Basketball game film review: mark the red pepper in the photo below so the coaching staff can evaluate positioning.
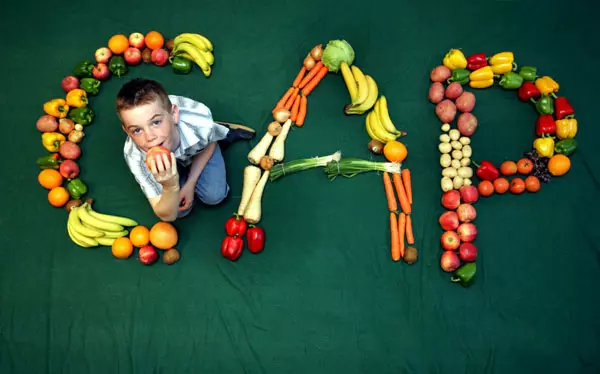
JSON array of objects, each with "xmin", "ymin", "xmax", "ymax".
[
  {"xmin": 535, "ymin": 114, "xmax": 556, "ymax": 136},
  {"xmin": 221, "ymin": 236, "xmax": 243, "ymax": 261},
  {"xmin": 224, "ymin": 213, "xmax": 247, "ymax": 237},
  {"xmin": 518, "ymin": 81, "xmax": 541, "ymax": 102},
  {"xmin": 246, "ymin": 226, "xmax": 265, "ymax": 253},
  {"xmin": 466, "ymin": 52, "xmax": 487, "ymax": 71},
  {"xmin": 554, "ymin": 97, "xmax": 574, "ymax": 119},
  {"xmin": 473, "ymin": 160, "xmax": 500, "ymax": 181}
]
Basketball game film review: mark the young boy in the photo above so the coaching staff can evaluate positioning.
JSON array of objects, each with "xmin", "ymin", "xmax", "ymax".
[{"xmin": 116, "ymin": 78, "xmax": 255, "ymax": 222}]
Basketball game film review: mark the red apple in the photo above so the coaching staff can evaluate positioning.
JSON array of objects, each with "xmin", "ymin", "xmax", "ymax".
[
  {"xmin": 145, "ymin": 146, "xmax": 171, "ymax": 170},
  {"xmin": 59, "ymin": 141, "xmax": 81, "ymax": 160},
  {"xmin": 459, "ymin": 243, "xmax": 478, "ymax": 262},
  {"xmin": 439, "ymin": 211, "xmax": 459, "ymax": 231},
  {"xmin": 456, "ymin": 204, "xmax": 477, "ymax": 223},
  {"xmin": 459, "ymin": 185, "xmax": 479, "ymax": 204},
  {"xmin": 124, "ymin": 47, "xmax": 142, "ymax": 65},
  {"xmin": 440, "ymin": 251, "xmax": 460, "ymax": 272},
  {"xmin": 95, "ymin": 47, "xmax": 112, "ymax": 64},
  {"xmin": 138, "ymin": 245, "xmax": 158, "ymax": 265},
  {"xmin": 151, "ymin": 48, "xmax": 169, "ymax": 66},
  {"xmin": 128, "ymin": 32, "xmax": 145, "ymax": 49},
  {"xmin": 61, "ymin": 76, "xmax": 79, "ymax": 93},
  {"xmin": 441, "ymin": 230, "xmax": 460, "ymax": 251},
  {"xmin": 59, "ymin": 159, "xmax": 80, "ymax": 179},
  {"xmin": 92, "ymin": 63, "xmax": 110, "ymax": 80},
  {"xmin": 457, "ymin": 223, "xmax": 478, "ymax": 243},
  {"xmin": 441, "ymin": 190, "xmax": 461, "ymax": 210}
]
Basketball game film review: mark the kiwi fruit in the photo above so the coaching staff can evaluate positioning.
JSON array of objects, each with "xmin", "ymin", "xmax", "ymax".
[
  {"xmin": 404, "ymin": 247, "xmax": 418, "ymax": 264},
  {"xmin": 163, "ymin": 248, "xmax": 180, "ymax": 264}
]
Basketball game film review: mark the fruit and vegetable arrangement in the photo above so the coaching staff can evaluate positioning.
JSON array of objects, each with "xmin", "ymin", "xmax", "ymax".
[{"xmin": 429, "ymin": 49, "xmax": 579, "ymax": 286}]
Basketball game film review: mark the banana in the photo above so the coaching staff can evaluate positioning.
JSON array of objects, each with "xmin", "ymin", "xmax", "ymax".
[
  {"xmin": 67, "ymin": 224, "xmax": 94, "ymax": 248},
  {"xmin": 350, "ymin": 66, "xmax": 369, "ymax": 105},
  {"xmin": 340, "ymin": 62, "xmax": 358, "ymax": 104},
  {"xmin": 346, "ymin": 75, "xmax": 379, "ymax": 115},
  {"xmin": 369, "ymin": 109, "xmax": 398, "ymax": 143},
  {"xmin": 78, "ymin": 203, "xmax": 124, "ymax": 232},
  {"xmin": 199, "ymin": 50, "xmax": 214, "ymax": 65},
  {"xmin": 96, "ymin": 237, "xmax": 117, "ymax": 246},
  {"xmin": 365, "ymin": 112, "xmax": 386, "ymax": 143},
  {"xmin": 85, "ymin": 204, "xmax": 138, "ymax": 227},
  {"xmin": 174, "ymin": 33, "xmax": 211, "ymax": 51},
  {"xmin": 68, "ymin": 207, "xmax": 105, "ymax": 238},
  {"xmin": 67, "ymin": 222, "xmax": 99, "ymax": 247},
  {"xmin": 172, "ymin": 42, "xmax": 211, "ymax": 76},
  {"xmin": 101, "ymin": 230, "xmax": 129, "ymax": 239},
  {"xmin": 376, "ymin": 96, "xmax": 401, "ymax": 135}
]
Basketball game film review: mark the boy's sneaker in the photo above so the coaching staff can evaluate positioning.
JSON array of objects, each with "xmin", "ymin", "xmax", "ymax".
[{"xmin": 216, "ymin": 121, "xmax": 256, "ymax": 147}]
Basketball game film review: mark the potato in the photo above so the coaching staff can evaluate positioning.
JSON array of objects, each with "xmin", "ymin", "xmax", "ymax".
[
  {"xmin": 461, "ymin": 158, "xmax": 471, "ymax": 166},
  {"xmin": 451, "ymin": 140, "xmax": 462, "ymax": 150},
  {"xmin": 452, "ymin": 150, "xmax": 463, "ymax": 160},
  {"xmin": 429, "ymin": 82, "xmax": 445, "ymax": 104},
  {"xmin": 448, "ymin": 129, "xmax": 460, "ymax": 141},
  {"xmin": 37, "ymin": 115, "xmax": 58, "ymax": 132},
  {"xmin": 455, "ymin": 91, "xmax": 476, "ymax": 113},
  {"xmin": 439, "ymin": 142, "xmax": 452, "ymax": 154},
  {"xmin": 457, "ymin": 112, "xmax": 478, "ymax": 136},
  {"xmin": 435, "ymin": 100, "xmax": 457, "ymax": 124},
  {"xmin": 458, "ymin": 167, "xmax": 473, "ymax": 178},
  {"xmin": 445, "ymin": 82, "xmax": 464, "ymax": 100},
  {"xmin": 451, "ymin": 159, "xmax": 461, "ymax": 169},
  {"xmin": 440, "ymin": 154, "xmax": 452, "ymax": 167},
  {"xmin": 459, "ymin": 136, "xmax": 471, "ymax": 145},
  {"xmin": 463, "ymin": 178, "xmax": 472, "ymax": 186},
  {"xmin": 440, "ymin": 134, "xmax": 451, "ymax": 143},
  {"xmin": 430, "ymin": 65, "xmax": 451, "ymax": 82},
  {"xmin": 453, "ymin": 176, "xmax": 464, "ymax": 189},
  {"xmin": 442, "ymin": 167, "xmax": 457, "ymax": 178},
  {"xmin": 441, "ymin": 123, "xmax": 450, "ymax": 132},
  {"xmin": 462, "ymin": 145, "xmax": 472, "ymax": 158},
  {"xmin": 441, "ymin": 177, "xmax": 453, "ymax": 192}
]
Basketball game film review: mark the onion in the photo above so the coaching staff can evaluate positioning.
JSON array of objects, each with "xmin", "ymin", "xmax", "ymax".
[
  {"xmin": 304, "ymin": 54, "xmax": 316, "ymax": 70},
  {"xmin": 259, "ymin": 156, "xmax": 274, "ymax": 171},
  {"xmin": 310, "ymin": 44, "xmax": 323, "ymax": 61},
  {"xmin": 267, "ymin": 121, "xmax": 282, "ymax": 136},
  {"xmin": 273, "ymin": 108, "xmax": 291, "ymax": 123}
]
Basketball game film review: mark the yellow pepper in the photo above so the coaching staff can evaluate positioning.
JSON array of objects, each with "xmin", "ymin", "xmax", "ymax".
[
  {"xmin": 489, "ymin": 52, "xmax": 516, "ymax": 74},
  {"xmin": 469, "ymin": 79, "xmax": 494, "ymax": 89},
  {"xmin": 66, "ymin": 89, "xmax": 88, "ymax": 108},
  {"xmin": 42, "ymin": 132, "xmax": 66, "ymax": 153},
  {"xmin": 535, "ymin": 76, "xmax": 560, "ymax": 95},
  {"xmin": 533, "ymin": 135, "xmax": 555, "ymax": 158},
  {"xmin": 443, "ymin": 49, "xmax": 468, "ymax": 70},
  {"xmin": 43, "ymin": 98, "xmax": 69, "ymax": 119},
  {"xmin": 555, "ymin": 118, "xmax": 578, "ymax": 139}
]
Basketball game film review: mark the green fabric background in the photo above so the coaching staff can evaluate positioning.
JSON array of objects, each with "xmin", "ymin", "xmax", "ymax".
[{"xmin": 1, "ymin": 0, "xmax": 599, "ymax": 372}]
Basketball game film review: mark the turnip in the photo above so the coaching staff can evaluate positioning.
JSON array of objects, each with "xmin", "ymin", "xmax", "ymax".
[
  {"xmin": 445, "ymin": 82, "xmax": 463, "ymax": 100},
  {"xmin": 455, "ymin": 92, "xmax": 476, "ymax": 113},
  {"xmin": 457, "ymin": 113, "xmax": 478, "ymax": 136},
  {"xmin": 430, "ymin": 65, "xmax": 451, "ymax": 82},
  {"xmin": 435, "ymin": 100, "xmax": 457, "ymax": 123},
  {"xmin": 429, "ymin": 82, "xmax": 445, "ymax": 104}
]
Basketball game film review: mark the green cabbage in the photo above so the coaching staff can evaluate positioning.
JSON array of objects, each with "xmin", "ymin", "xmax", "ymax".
[{"xmin": 321, "ymin": 40, "xmax": 355, "ymax": 73}]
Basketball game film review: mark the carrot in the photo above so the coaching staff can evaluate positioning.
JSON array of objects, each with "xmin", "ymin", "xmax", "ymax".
[
  {"xmin": 383, "ymin": 172, "xmax": 398, "ymax": 212},
  {"xmin": 292, "ymin": 66, "xmax": 307, "ymax": 88},
  {"xmin": 301, "ymin": 65, "xmax": 329, "ymax": 96},
  {"xmin": 298, "ymin": 61, "xmax": 324, "ymax": 89},
  {"xmin": 290, "ymin": 95, "xmax": 301, "ymax": 122},
  {"xmin": 406, "ymin": 215, "xmax": 414, "ymax": 245},
  {"xmin": 390, "ymin": 212, "xmax": 400, "ymax": 261},
  {"xmin": 402, "ymin": 169, "xmax": 412, "ymax": 205},
  {"xmin": 295, "ymin": 96, "xmax": 308, "ymax": 126},
  {"xmin": 274, "ymin": 87, "xmax": 294, "ymax": 112},
  {"xmin": 398, "ymin": 212, "xmax": 406, "ymax": 258},
  {"xmin": 284, "ymin": 88, "xmax": 299, "ymax": 110},
  {"xmin": 392, "ymin": 173, "xmax": 411, "ymax": 214}
]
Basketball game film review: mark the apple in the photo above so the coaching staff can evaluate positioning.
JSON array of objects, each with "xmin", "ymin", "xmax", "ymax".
[
  {"xmin": 145, "ymin": 146, "xmax": 171, "ymax": 170},
  {"xmin": 92, "ymin": 63, "xmax": 110, "ymax": 80},
  {"xmin": 124, "ymin": 47, "xmax": 142, "ymax": 65},
  {"xmin": 59, "ymin": 160, "xmax": 80, "ymax": 180},
  {"xmin": 441, "ymin": 230, "xmax": 460, "ymax": 251},
  {"xmin": 459, "ymin": 185, "xmax": 479, "ymax": 204},
  {"xmin": 95, "ymin": 47, "xmax": 112, "ymax": 64},
  {"xmin": 439, "ymin": 211, "xmax": 459, "ymax": 231},
  {"xmin": 129, "ymin": 32, "xmax": 145, "ymax": 49},
  {"xmin": 459, "ymin": 243, "xmax": 478, "ymax": 262},
  {"xmin": 440, "ymin": 251, "xmax": 460, "ymax": 272},
  {"xmin": 457, "ymin": 223, "xmax": 478, "ymax": 243},
  {"xmin": 456, "ymin": 204, "xmax": 477, "ymax": 223},
  {"xmin": 61, "ymin": 76, "xmax": 79, "ymax": 93},
  {"xmin": 441, "ymin": 190, "xmax": 461, "ymax": 210},
  {"xmin": 59, "ymin": 141, "xmax": 81, "ymax": 160},
  {"xmin": 151, "ymin": 48, "xmax": 169, "ymax": 66},
  {"xmin": 138, "ymin": 245, "xmax": 158, "ymax": 265}
]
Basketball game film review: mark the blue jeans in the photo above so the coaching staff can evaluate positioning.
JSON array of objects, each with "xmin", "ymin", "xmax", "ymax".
[{"xmin": 177, "ymin": 144, "xmax": 230, "ymax": 218}]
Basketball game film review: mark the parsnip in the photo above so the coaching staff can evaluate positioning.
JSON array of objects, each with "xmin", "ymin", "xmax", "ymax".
[
  {"xmin": 244, "ymin": 170, "xmax": 270, "ymax": 224},
  {"xmin": 248, "ymin": 132, "xmax": 274, "ymax": 165},
  {"xmin": 268, "ymin": 119, "xmax": 292, "ymax": 162},
  {"xmin": 237, "ymin": 165, "xmax": 262, "ymax": 216}
]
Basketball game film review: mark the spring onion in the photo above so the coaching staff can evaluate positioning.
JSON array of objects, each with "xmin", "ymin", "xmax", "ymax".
[
  {"xmin": 324, "ymin": 158, "xmax": 401, "ymax": 181},
  {"xmin": 269, "ymin": 151, "xmax": 342, "ymax": 181}
]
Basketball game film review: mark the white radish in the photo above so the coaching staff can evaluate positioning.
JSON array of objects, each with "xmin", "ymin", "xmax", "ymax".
[
  {"xmin": 268, "ymin": 119, "xmax": 292, "ymax": 162},
  {"xmin": 248, "ymin": 132, "xmax": 274, "ymax": 165},
  {"xmin": 244, "ymin": 170, "xmax": 270, "ymax": 224},
  {"xmin": 237, "ymin": 165, "xmax": 262, "ymax": 216}
]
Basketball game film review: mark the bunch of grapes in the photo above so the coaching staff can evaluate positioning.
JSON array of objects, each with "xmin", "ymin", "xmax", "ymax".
[{"xmin": 524, "ymin": 149, "xmax": 552, "ymax": 183}]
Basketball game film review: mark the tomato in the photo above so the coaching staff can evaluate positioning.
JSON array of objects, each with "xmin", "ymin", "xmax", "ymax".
[
  {"xmin": 145, "ymin": 146, "xmax": 171, "ymax": 170},
  {"xmin": 500, "ymin": 161, "xmax": 517, "ymax": 176},
  {"xmin": 525, "ymin": 176, "xmax": 541, "ymax": 192},
  {"xmin": 493, "ymin": 178, "xmax": 509, "ymax": 194},
  {"xmin": 517, "ymin": 158, "xmax": 534, "ymax": 175},
  {"xmin": 510, "ymin": 178, "xmax": 525, "ymax": 194},
  {"xmin": 477, "ymin": 180, "xmax": 494, "ymax": 197}
]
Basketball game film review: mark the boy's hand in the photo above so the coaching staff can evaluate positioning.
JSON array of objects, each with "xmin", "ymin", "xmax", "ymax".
[
  {"xmin": 149, "ymin": 152, "xmax": 179, "ymax": 189},
  {"xmin": 178, "ymin": 183, "xmax": 195, "ymax": 211}
]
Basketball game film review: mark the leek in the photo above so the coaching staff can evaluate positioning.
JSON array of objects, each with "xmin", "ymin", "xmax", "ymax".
[
  {"xmin": 269, "ymin": 151, "xmax": 342, "ymax": 181},
  {"xmin": 324, "ymin": 158, "xmax": 402, "ymax": 181}
]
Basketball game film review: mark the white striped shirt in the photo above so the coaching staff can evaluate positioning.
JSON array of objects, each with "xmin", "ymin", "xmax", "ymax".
[{"xmin": 123, "ymin": 95, "xmax": 230, "ymax": 199}]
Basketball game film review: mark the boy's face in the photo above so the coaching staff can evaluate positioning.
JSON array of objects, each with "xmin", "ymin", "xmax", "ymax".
[{"xmin": 120, "ymin": 99, "xmax": 180, "ymax": 153}]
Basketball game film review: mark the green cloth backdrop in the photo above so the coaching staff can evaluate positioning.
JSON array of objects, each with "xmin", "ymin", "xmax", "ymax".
[{"xmin": 1, "ymin": 0, "xmax": 599, "ymax": 372}]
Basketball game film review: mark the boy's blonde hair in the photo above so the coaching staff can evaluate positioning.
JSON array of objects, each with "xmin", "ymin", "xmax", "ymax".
[{"xmin": 115, "ymin": 78, "xmax": 172, "ymax": 121}]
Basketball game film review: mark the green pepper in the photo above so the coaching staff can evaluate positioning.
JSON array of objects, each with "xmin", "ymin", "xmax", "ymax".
[
  {"xmin": 450, "ymin": 263, "xmax": 476, "ymax": 287},
  {"xmin": 69, "ymin": 107, "xmax": 95, "ymax": 125},
  {"xmin": 446, "ymin": 68, "xmax": 470, "ymax": 85},
  {"xmin": 519, "ymin": 66, "xmax": 538, "ymax": 82},
  {"xmin": 499, "ymin": 71, "xmax": 524, "ymax": 89},
  {"xmin": 535, "ymin": 94, "xmax": 554, "ymax": 115},
  {"xmin": 74, "ymin": 60, "xmax": 94, "ymax": 78},
  {"xmin": 67, "ymin": 178, "xmax": 88, "ymax": 199},
  {"xmin": 80, "ymin": 78, "xmax": 101, "ymax": 96},
  {"xmin": 108, "ymin": 56, "xmax": 128, "ymax": 78},
  {"xmin": 171, "ymin": 55, "xmax": 193, "ymax": 74},
  {"xmin": 555, "ymin": 139, "xmax": 577, "ymax": 156},
  {"xmin": 36, "ymin": 153, "xmax": 62, "ymax": 169}
]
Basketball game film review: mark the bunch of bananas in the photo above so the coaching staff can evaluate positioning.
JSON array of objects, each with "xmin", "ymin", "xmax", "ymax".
[
  {"xmin": 67, "ymin": 202, "xmax": 138, "ymax": 248},
  {"xmin": 171, "ymin": 33, "xmax": 215, "ymax": 77},
  {"xmin": 341, "ymin": 62, "xmax": 379, "ymax": 115},
  {"xmin": 366, "ymin": 96, "xmax": 406, "ymax": 143}
]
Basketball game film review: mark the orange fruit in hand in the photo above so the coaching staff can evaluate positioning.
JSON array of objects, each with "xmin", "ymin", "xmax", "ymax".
[
  {"xmin": 112, "ymin": 237, "xmax": 134, "ymax": 259},
  {"xmin": 129, "ymin": 225, "xmax": 150, "ymax": 247},
  {"xmin": 509, "ymin": 178, "xmax": 525, "ymax": 194},
  {"xmin": 38, "ymin": 169, "xmax": 63, "ymax": 189},
  {"xmin": 517, "ymin": 158, "xmax": 533, "ymax": 175},
  {"xmin": 48, "ymin": 187, "xmax": 70, "ymax": 207},
  {"xmin": 477, "ymin": 180, "xmax": 494, "ymax": 197},
  {"xmin": 500, "ymin": 161, "xmax": 517, "ymax": 176},
  {"xmin": 149, "ymin": 222, "xmax": 178, "ymax": 250},
  {"xmin": 145, "ymin": 31, "xmax": 164, "ymax": 50},
  {"xmin": 108, "ymin": 34, "xmax": 129, "ymax": 54},
  {"xmin": 548, "ymin": 154, "xmax": 571, "ymax": 176},
  {"xmin": 493, "ymin": 178, "xmax": 510, "ymax": 194},
  {"xmin": 525, "ymin": 176, "xmax": 541, "ymax": 192},
  {"xmin": 383, "ymin": 140, "xmax": 408, "ymax": 163}
]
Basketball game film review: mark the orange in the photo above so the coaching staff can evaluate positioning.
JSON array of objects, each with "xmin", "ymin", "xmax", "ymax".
[
  {"xmin": 48, "ymin": 187, "xmax": 70, "ymax": 207},
  {"xmin": 548, "ymin": 154, "xmax": 571, "ymax": 176},
  {"xmin": 38, "ymin": 169, "xmax": 63, "ymax": 189},
  {"xmin": 108, "ymin": 34, "xmax": 129, "ymax": 54},
  {"xmin": 112, "ymin": 237, "xmax": 134, "ymax": 259},
  {"xmin": 130, "ymin": 225, "xmax": 150, "ymax": 247},
  {"xmin": 383, "ymin": 140, "xmax": 408, "ymax": 163},
  {"xmin": 149, "ymin": 222, "xmax": 178, "ymax": 250},
  {"xmin": 145, "ymin": 31, "xmax": 164, "ymax": 50}
]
